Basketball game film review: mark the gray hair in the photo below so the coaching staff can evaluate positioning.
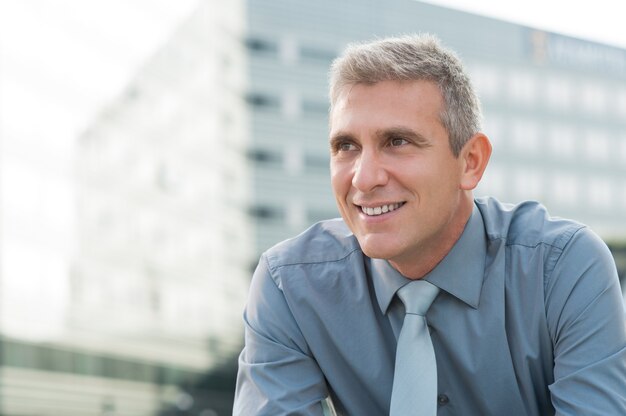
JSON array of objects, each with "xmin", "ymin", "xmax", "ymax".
[{"xmin": 329, "ymin": 34, "xmax": 482, "ymax": 156}]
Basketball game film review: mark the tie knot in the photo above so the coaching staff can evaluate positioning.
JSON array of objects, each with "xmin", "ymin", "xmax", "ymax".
[{"xmin": 397, "ymin": 280, "xmax": 439, "ymax": 315}]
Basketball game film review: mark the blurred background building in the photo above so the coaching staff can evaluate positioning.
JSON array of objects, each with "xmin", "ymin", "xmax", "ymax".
[{"xmin": 0, "ymin": 0, "xmax": 624, "ymax": 415}]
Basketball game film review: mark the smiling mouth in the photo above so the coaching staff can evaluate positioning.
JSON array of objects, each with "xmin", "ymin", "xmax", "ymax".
[{"xmin": 360, "ymin": 202, "xmax": 405, "ymax": 216}]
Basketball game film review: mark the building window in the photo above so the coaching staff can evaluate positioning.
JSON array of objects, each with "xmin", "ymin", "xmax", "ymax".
[
  {"xmin": 245, "ymin": 92, "xmax": 280, "ymax": 109},
  {"xmin": 615, "ymin": 87, "xmax": 626, "ymax": 118},
  {"xmin": 283, "ymin": 147, "xmax": 304, "ymax": 175},
  {"xmin": 619, "ymin": 135, "xmax": 626, "ymax": 164},
  {"xmin": 248, "ymin": 205, "xmax": 284, "ymax": 220},
  {"xmin": 544, "ymin": 76, "xmax": 572, "ymax": 111},
  {"xmin": 548, "ymin": 124, "xmax": 576, "ymax": 159},
  {"xmin": 247, "ymin": 149, "xmax": 282, "ymax": 164},
  {"xmin": 282, "ymin": 91, "xmax": 301, "ymax": 119},
  {"xmin": 588, "ymin": 177, "xmax": 612, "ymax": 208},
  {"xmin": 477, "ymin": 164, "xmax": 506, "ymax": 198},
  {"xmin": 511, "ymin": 118, "xmax": 539, "ymax": 153},
  {"xmin": 514, "ymin": 168, "xmax": 543, "ymax": 201},
  {"xmin": 481, "ymin": 116, "xmax": 503, "ymax": 147},
  {"xmin": 287, "ymin": 200, "xmax": 305, "ymax": 229},
  {"xmin": 583, "ymin": 130, "xmax": 610, "ymax": 162},
  {"xmin": 244, "ymin": 37, "xmax": 277, "ymax": 54},
  {"xmin": 468, "ymin": 63, "xmax": 501, "ymax": 100},
  {"xmin": 579, "ymin": 82, "xmax": 607, "ymax": 114},
  {"xmin": 552, "ymin": 173, "xmax": 579, "ymax": 205},
  {"xmin": 0, "ymin": 338, "xmax": 194, "ymax": 384},
  {"xmin": 279, "ymin": 37, "xmax": 299, "ymax": 64},
  {"xmin": 156, "ymin": 161, "xmax": 181, "ymax": 193},
  {"xmin": 507, "ymin": 69, "xmax": 537, "ymax": 105}
]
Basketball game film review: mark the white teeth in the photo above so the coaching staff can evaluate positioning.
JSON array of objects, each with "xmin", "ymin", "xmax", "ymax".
[{"xmin": 361, "ymin": 203, "xmax": 403, "ymax": 216}]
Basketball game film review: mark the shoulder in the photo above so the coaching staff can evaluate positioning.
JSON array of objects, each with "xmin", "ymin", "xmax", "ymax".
[
  {"xmin": 263, "ymin": 218, "xmax": 361, "ymax": 273},
  {"xmin": 475, "ymin": 197, "xmax": 616, "ymax": 293},
  {"xmin": 475, "ymin": 196, "xmax": 586, "ymax": 250},
  {"xmin": 254, "ymin": 219, "xmax": 369, "ymax": 319}
]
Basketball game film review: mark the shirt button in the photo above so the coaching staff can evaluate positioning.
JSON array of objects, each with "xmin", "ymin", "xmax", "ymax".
[{"xmin": 437, "ymin": 394, "xmax": 450, "ymax": 406}]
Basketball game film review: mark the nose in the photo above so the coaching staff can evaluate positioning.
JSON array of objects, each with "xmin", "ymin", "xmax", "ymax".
[{"xmin": 352, "ymin": 149, "xmax": 388, "ymax": 192}]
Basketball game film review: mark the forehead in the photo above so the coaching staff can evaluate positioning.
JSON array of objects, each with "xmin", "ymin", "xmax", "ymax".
[{"xmin": 330, "ymin": 80, "xmax": 444, "ymax": 133}]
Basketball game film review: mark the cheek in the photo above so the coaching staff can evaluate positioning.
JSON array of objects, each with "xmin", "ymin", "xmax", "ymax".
[
  {"xmin": 330, "ymin": 163, "xmax": 352, "ymax": 192},
  {"xmin": 414, "ymin": 158, "xmax": 460, "ymax": 188}
]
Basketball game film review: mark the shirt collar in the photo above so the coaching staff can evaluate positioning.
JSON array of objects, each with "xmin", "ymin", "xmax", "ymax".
[{"xmin": 371, "ymin": 203, "xmax": 487, "ymax": 314}]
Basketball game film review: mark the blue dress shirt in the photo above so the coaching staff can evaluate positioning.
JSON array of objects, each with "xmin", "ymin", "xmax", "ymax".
[{"xmin": 234, "ymin": 198, "xmax": 626, "ymax": 415}]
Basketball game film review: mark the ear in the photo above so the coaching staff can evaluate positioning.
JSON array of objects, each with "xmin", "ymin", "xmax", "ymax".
[{"xmin": 459, "ymin": 133, "xmax": 492, "ymax": 191}]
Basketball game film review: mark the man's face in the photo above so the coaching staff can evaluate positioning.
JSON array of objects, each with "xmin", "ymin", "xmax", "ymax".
[{"xmin": 329, "ymin": 80, "xmax": 468, "ymax": 270}]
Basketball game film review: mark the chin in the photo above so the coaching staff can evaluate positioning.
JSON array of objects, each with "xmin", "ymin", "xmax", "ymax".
[{"xmin": 357, "ymin": 239, "xmax": 399, "ymax": 260}]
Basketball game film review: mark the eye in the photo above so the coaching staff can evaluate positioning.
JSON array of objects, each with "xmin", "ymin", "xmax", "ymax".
[
  {"xmin": 389, "ymin": 137, "xmax": 409, "ymax": 147},
  {"xmin": 335, "ymin": 141, "xmax": 357, "ymax": 152}
]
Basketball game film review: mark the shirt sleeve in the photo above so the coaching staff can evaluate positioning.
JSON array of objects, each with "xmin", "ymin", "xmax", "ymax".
[
  {"xmin": 233, "ymin": 254, "xmax": 329, "ymax": 416},
  {"xmin": 545, "ymin": 227, "xmax": 626, "ymax": 415}
]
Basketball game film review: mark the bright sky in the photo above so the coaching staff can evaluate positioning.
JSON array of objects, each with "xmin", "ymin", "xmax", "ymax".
[
  {"xmin": 423, "ymin": 0, "xmax": 626, "ymax": 49},
  {"xmin": 0, "ymin": 0, "xmax": 198, "ymax": 141}
]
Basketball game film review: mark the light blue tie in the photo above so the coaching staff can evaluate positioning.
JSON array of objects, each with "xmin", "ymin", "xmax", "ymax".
[{"xmin": 390, "ymin": 280, "xmax": 440, "ymax": 416}]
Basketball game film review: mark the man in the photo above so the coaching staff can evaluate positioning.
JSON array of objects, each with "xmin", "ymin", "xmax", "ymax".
[{"xmin": 234, "ymin": 34, "xmax": 626, "ymax": 415}]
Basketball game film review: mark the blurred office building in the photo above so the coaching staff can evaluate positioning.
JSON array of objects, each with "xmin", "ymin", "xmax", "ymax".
[
  {"xmin": 0, "ymin": 0, "xmax": 625, "ymax": 415},
  {"xmin": 0, "ymin": 1, "xmax": 250, "ymax": 415}
]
